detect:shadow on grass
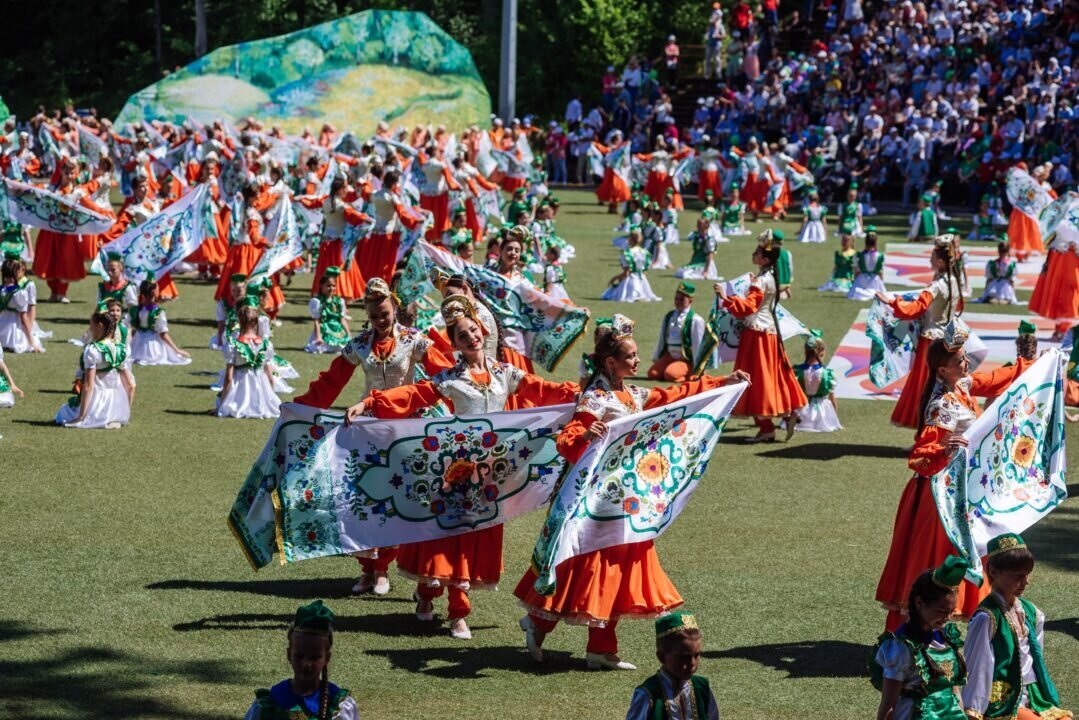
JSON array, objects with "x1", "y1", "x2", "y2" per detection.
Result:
[
  {"x1": 365, "y1": 644, "x2": 578, "y2": 678},
  {"x1": 1045, "y1": 617, "x2": 1079, "y2": 642},
  {"x1": 1023, "y1": 499, "x2": 1079, "y2": 574},
  {"x1": 754, "y1": 443, "x2": 908, "y2": 461},
  {"x1": 172, "y1": 612, "x2": 484, "y2": 640},
  {"x1": 162, "y1": 408, "x2": 217, "y2": 416},
  {"x1": 0, "y1": 620, "x2": 237, "y2": 720},
  {"x1": 706, "y1": 639, "x2": 872, "y2": 678},
  {"x1": 11, "y1": 418, "x2": 60, "y2": 427},
  {"x1": 148, "y1": 577, "x2": 412, "y2": 600}
]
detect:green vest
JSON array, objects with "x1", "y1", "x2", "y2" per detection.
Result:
[
  {"x1": 870, "y1": 623, "x2": 966, "y2": 720},
  {"x1": 721, "y1": 202, "x2": 743, "y2": 229},
  {"x1": 637, "y1": 673, "x2": 713, "y2": 720},
  {"x1": 0, "y1": 284, "x2": 18, "y2": 313},
  {"x1": 253, "y1": 684, "x2": 351, "y2": 720},
  {"x1": 918, "y1": 208, "x2": 939, "y2": 239},
  {"x1": 129, "y1": 305, "x2": 162, "y2": 332},
  {"x1": 833, "y1": 250, "x2": 856, "y2": 280},
  {"x1": 793, "y1": 363, "x2": 836, "y2": 399},
  {"x1": 839, "y1": 202, "x2": 859, "y2": 234},
  {"x1": 776, "y1": 248, "x2": 792, "y2": 287},
  {"x1": 659, "y1": 309, "x2": 697, "y2": 361},
  {"x1": 98, "y1": 281, "x2": 131, "y2": 304},
  {"x1": 857, "y1": 250, "x2": 885, "y2": 275},
  {"x1": 230, "y1": 335, "x2": 270, "y2": 370},
  {"x1": 974, "y1": 596, "x2": 1061, "y2": 718}
]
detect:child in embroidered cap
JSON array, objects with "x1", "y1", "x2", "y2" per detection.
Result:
[
  {"x1": 963, "y1": 534, "x2": 1072, "y2": 720},
  {"x1": 306, "y1": 266, "x2": 351, "y2": 354},
  {"x1": 978, "y1": 241, "x2": 1019, "y2": 305},
  {"x1": 245, "y1": 600, "x2": 358, "y2": 720},
  {"x1": 872, "y1": 556, "x2": 970, "y2": 720},
  {"x1": 626, "y1": 612, "x2": 719, "y2": 720}
]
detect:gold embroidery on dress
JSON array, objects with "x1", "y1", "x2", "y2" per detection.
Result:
[{"x1": 989, "y1": 680, "x2": 1012, "y2": 703}]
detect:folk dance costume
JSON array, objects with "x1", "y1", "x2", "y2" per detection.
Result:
[
  {"x1": 306, "y1": 195, "x2": 369, "y2": 302},
  {"x1": 643, "y1": 219, "x2": 672, "y2": 270},
  {"x1": 797, "y1": 202, "x2": 827, "y2": 243},
  {"x1": 55, "y1": 338, "x2": 131, "y2": 429},
  {"x1": 363, "y1": 185, "x2": 420, "y2": 283},
  {"x1": 847, "y1": 248, "x2": 887, "y2": 301},
  {"x1": 884, "y1": 273, "x2": 964, "y2": 429},
  {"x1": 602, "y1": 247, "x2": 661, "y2": 302},
  {"x1": 648, "y1": 283, "x2": 705, "y2": 383},
  {"x1": 720, "y1": 198, "x2": 748, "y2": 236},
  {"x1": 791, "y1": 362, "x2": 842, "y2": 432},
  {"x1": 216, "y1": 335, "x2": 281, "y2": 419},
  {"x1": 306, "y1": 294, "x2": 350, "y2": 354},
  {"x1": 367, "y1": 352, "x2": 577, "y2": 627},
  {"x1": 108, "y1": 194, "x2": 180, "y2": 300},
  {"x1": 972, "y1": 211, "x2": 1000, "y2": 242},
  {"x1": 0, "y1": 346, "x2": 14, "y2": 408},
  {"x1": 214, "y1": 203, "x2": 269, "y2": 301},
  {"x1": 515, "y1": 354, "x2": 730, "y2": 665},
  {"x1": 97, "y1": 278, "x2": 138, "y2": 309},
  {"x1": 1028, "y1": 230, "x2": 1079, "y2": 322},
  {"x1": 837, "y1": 198, "x2": 864, "y2": 237},
  {"x1": 129, "y1": 304, "x2": 192, "y2": 366},
  {"x1": 722, "y1": 267, "x2": 807, "y2": 435},
  {"x1": 0, "y1": 278, "x2": 46, "y2": 352},
  {"x1": 629, "y1": 619, "x2": 720, "y2": 720},
  {"x1": 909, "y1": 200, "x2": 940, "y2": 242},
  {"x1": 877, "y1": 347, "x2": 995, "y2": 630},
  {"x1": 871, "y1": 559, "x2": 971, "y2": 720},
  {"x1": 675, "y1": 229, "x2": 721, "y2": 280},
  {"x1": 696, "y1": 147, "x2": 724, "y2": 202},
  {"x1": 979, "y1": 257, "x2": 1020, "y2": 305},
  {"x1": 544, "y1": 262, "x2": 570, "y2": 303},
  {"x1": 963, "y1": 536, "x2": 1070, "y2": 720},
  {"x1": 32, "y1": 175, "x2": 107, "y2": 300},
  {"x1": 818, "y1": 247, "x2": 856, "y2": 293},
  {"x1": 1008, "y1": 202, "x2": 1045, "y2": 261},
  {"x1": 419, "y1": 152, "x2": 461, "y2": 241}
]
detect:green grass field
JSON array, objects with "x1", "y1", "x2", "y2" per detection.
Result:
[{"x1": 3, "y1": 189, "x2": 1077, "y2": 719}]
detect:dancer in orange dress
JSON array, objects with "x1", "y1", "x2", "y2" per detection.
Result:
[
  {"x1": 103, "y1": 174, "x2": 180, "y2": 300},
  {"x1": 1007, "y1": 163, "x2": 1049, "y2": 261},
  {"x1": 593, "y1": 131, "x2": 633, "y2": 213},
  {"x1": 185, "y1": 153, "x2": 228, "y2": 280},
  {"x1": 214, "y1": 185, "x2": 268, "y2": 301},
  {"x1": 874, "y1": 239, "x2": 965, "y2": 429},
  {"x1": 300, "y1": 175, "x2": 370, "y2": 302},
  {"x1": 1028, "y1": 222, "x2": 1079, "y2": 340},
  {"x1": 713, "y1": 233, "x2": 808, "y2": 442},
  {"x1": 876, "y1": 323, "x2": 1000, "y2": 631},
  {"x1": 514, "y1": 314, "x2": 748, "y2": 670},
  {"x1": 348, "y1": 295, "x2": 578, "y2": 640},
  {"x1": 295, "y1": 277, "x2": 454, "y2": 596},
  {"x1": 418, "y1": 145, "x2": 461, "y2": 242},
  {"x1": 362, "y1": 170, "x2": 423, "y2": 284}
]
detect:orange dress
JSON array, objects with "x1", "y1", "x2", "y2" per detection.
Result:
[
  {"x1": 33, "y1": 179, "x2": 104, "y2": 284},
  {"x1": 304, "y1": 196, "x2": 369, "y2": 301},
  {"x1": 722, "y1": 275, "x2": 807, "y2": 418},
  {"x1": 514, "y1": 375, "x2": 728, "y2": 630},
  {"x1": 1028, "y1": 243, "x2": 1079, "y2": 320},
  {"x1": 186, "y1": 181, "x2": 228, "y2": 268},
  {"x1": 369, "y1": 365, "x2": 578, "y2": 603},
  {"x1": 1007, "y1": 207, "x2": 1045, "y2": 258},
  {"x1": 214, "y1": 209, "x2": 266, "y2": 301},
  {"x1": 876, "y1": 376, "x2": 994, "y2": 631}
]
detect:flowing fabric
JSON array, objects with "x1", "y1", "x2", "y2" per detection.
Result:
[
  {"x1": 2, "y1": 179, "x2": 113, "y2": 234},
  {"x1": 933, "y1": 351, "x2": 1068, "y2": 585},
  {"x1": 247, "y1": 198, "x2": 304, "y2": 285},
  {"x1": 229, "y1": 401, "x2": 575, "y2": 569}
]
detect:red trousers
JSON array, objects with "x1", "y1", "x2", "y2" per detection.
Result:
[
  {"x1": 417, "y1": 584, "x2": 471, "y2": 620},
  {"x1": 529, "y1": 614, "x2": 619, "y2": 655},
  {"x1": 356, "y1": 547, "x2": 399, "y2": 574}
]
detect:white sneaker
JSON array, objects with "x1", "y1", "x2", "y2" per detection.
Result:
[
  {"x1": 59, "y1": 296, "x2": 71, "y2": 304},
  {"x1": 449, "y1": 618, "x2": 472, "y2": 640},
  {"x1": 519, "y1": 615, "x2": 544, "y2": 662},
  {"x1": 352, "y1": 574, "x2": 375, "y2": 594},
  {"x1": 585, "y1": 652, "x2": 636, "y2": 671},
  {"x1": 372, "y1": 576, "x2": 391, "y2": 595}
]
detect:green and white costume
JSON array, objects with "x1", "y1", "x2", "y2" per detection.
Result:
[
  {"x1": 792, "y1": 363, "x2": 841, "y2": 432},
  {"x1": 720, "y1": 200, "x2": 748, "y2": 235},
  {"x1": 978, "y1": 258, "x2": 1019, "y2": 305},
  {"x1": 602, "y1": 246, "x2": 661, "y2": 302},
  {"x1": 217, "y1": 335, "x2": 281, "y2": 419},
  {"x1": 55, "y1": 339, "x2": 131, "y2": 429},
  {"x1": 244, "y1": 679, "x2": 358, "y2": 720},
  {"x1": 0, "y1": 345, "x2": 13, "y2": 408},
  {"x1": 847, "y1": 248, "x2": 887, "y2": 301},
  {"x1": 872, "y1": 622, "x2": 967, "y2": 720},
  {"x1": 306, "y1": 294, "x2": 349, "y2": 353},
  {"x1": 819, "y1": 248, "x2": 856, "y2": 293},
  {"x1": 837, "y1": 200, "x2": 864, "y2": 237},
  {"x1": 626, "y1": 670, "x2": 720, "y2": 720},
  {"x1": 129, "y1": 305, "x2": 191, "y2": 366},
  {"x1": 675, "y1": 230, "x2": 721, "y2": 280},
  {"x1": 909, "y1": 207, "x2": 939, "y2": 241}
]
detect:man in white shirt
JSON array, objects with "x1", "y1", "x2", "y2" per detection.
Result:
[{"x1": 648, "y1": 281, "x2": 706, "y2": 383}]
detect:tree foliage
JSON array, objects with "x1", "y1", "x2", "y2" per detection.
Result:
[{"x1": 3, "y1": 0, "x2": 712, "y2": 120}]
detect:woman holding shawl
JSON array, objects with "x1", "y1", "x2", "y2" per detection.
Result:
[
  {"x1": 345, "y1": 295, "x2": 578, "y2": 641},
  {"x1": 514, "y1": 314, "x2": 748, "y2": 670},
  {"x1": 295, "y1": 277, "x2": 454, "y2": 597}
]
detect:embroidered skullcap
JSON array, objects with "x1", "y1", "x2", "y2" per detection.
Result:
[
  {"x1": 291, "y1": 600, "x2": 334, "y2": 636},
  {"x1": 932, "y1": 556, "x2": 970, "y2": 590},
  {"x1": 440, "y1": 295, "x2": 477, "y2": 327},
  {"x1": 986, "y1": 533, "x2": 1026, "y2": 558},
  {"x1": 655, "y1": 612, "x2": 699, "y2": 639},
  {"x1": 942, "y1": 319, "x2": 969, "y2": 352},
  {"x1": 610, "y1": 313, "x2": 635, "y2": 340}
]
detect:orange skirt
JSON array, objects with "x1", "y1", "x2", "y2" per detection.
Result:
[
  {"x1": 1008, "y1": 209, "x2": 1045, "y2": 256},
  {"x1": 891, "y1": 336, "x2": 931, "y2": 429},
  {"x1": 358, "y1": 231, "x2": 401, "y2": 284},
  {"x1": 742, "y1": 172, "x2": 765, "y2": 213},
  {"x1": 513, "y1": 542, "x2": 683, "y2": 627},
  {"x1": 81, "y1": 234, "x2": 103, "y2": 261},
  {"x1": 187, "y1": 232, "x2": 228, "y2": 266},
  {"x1": 597, "y1": 168, "x2": 631, "y2": 204},
  {"x1": 500, "y1": 176, "x2": 528, "y2": 194},
  {"x1": 697, "y1": 169, "x2": 721, "y2": 201},
  {"x1": 1029, "y1": 250, "x2": 1079, "y2": 320},
  {"x1": 265, "y1": 275, "x2": 286, "y2": 314},
  {"x1": 464, "y1": 199, "x2": 484, "y2": 246},
  {"x1": 310, "y1": 239, "x2": 365, "y2": 301},
  {"x1": 157, "y1": 273, "x2": 179, "y2": 301},
  {"x1": 214, "y1": 244, "x2": 263, "y2": 300},
  {"x1": 731, "y1": 328, "x2": 807, "y2": 417},
  {"x1": 420, "y1": 193, "x2": 451, "y2": 240},
  {"x1": 397, "y1": 525, "x2": 504, "y2": 589},
  {"x1": 33, "y1": 230, "x2": 87, "y2": 281},
  {"x1": 875, "y1": 474, "x2": 990, "y2": 631}
]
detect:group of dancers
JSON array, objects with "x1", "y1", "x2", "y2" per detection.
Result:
[{"x1": 1, "y1": 110, "x2": 1075, "y2": 719}]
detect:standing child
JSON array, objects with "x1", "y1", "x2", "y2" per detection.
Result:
[
  {"x1": 908, "y1": 193, "x2": 939, "y2": 242},
  {"x1": 0, "y1": 344, "x2": 24, "y2": 408},
  {"x1": 871, "y1": 556, "x2": 971, "y2": 720},
  {"x1": 625, "y1": 613, "x2": 720, "y2": 720},
  {"x1": 306, "y1": 267, "x2": 351, "y2": 354},
  {"x1": 818, "y1": 233, "x2": 857, "y2": 293},
  {"x1": 837, "y1": 183, "x2": 864, "y2": 238},
  {"x1": 244, "y1": 600, "x2": 358, "y2": 720},
  {"x1": 978, "y1": 241, "x2": 1019, "y2": 305},
  {"x1": 963, "y1": 534, "x2": 1072, "y2": 720},
  {"x1": 971, "y1": 195, "x2": 999, "y2": 242},
  {"x1": 55, "y1": 310, "x2": 135, "y2": 429},
  {"x1": 847, "y1": 228, "x2": 887, "y2": 301},
  {"x1": 603, "y1": 230, "x2": 661, "y2": 302},
  {"x1": 787, "y1": 330, "x2": 842, "y2": 437},
  {"x1": 217, "y1": 304, "x2": 281, "y2": 419},
  {"x1": 543, "y1": 246, "x2": 570, "y2": 302},
  {"x1": 797, "y1": 190, "x2": 827, "y2": 243},
  {"x1": 129, "y1": 278, "x2": 193, "y2": 366},
  {"x1": 213, "y1": 274, "x2": 249, "y2": 351}
]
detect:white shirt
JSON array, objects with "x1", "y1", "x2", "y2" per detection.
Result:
[
  {"x1": 963, "y1": 592, "x2": 1045, "y2": 715},
  {"x1": 625, "y1": 671, "x2": 720, "y2": 720},
  {"x1": 654, "y1": 307, "x2": 705, "y2": 361}
]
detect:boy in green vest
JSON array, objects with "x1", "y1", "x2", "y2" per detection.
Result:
[
  {"x1": 908, "y1": 193, "x2": 939, "y2": 242},
  {"x1": 962, "y1": 534, "x2": 1071, "y2": 720},
  {"x1": 626, "y1": 612, "x2": 719, "y2": 720},
  {"x1": 772, "y1": 229, "x2": 793, "y2": 298},
  {"x1": 648, "y1": 281, "x2": 705, "y2": 382}
]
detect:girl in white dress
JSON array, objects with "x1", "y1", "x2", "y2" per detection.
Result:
[
  {"x1": 0, "y1": 345, "x2": 24, "y2": 408},
  {"x1": 603, "y1": 230, "x2": 661, "y2": 302},
  {"x1": 797, "y1": 190, "x2": 828, "y2": 243},
  {"x1": 847, "y1": 229, "x2": 887, "y2": 300},
  {"x1": 216, "y1": 304, "x2": 281, "y2": 419},
  {"x1": 55, "y1": 311, "x2": 135, "y2": 429},
  {"x1": 129, "y1": 278, "x2": 193, "y2": 366},
  {"x1": 977, "y1": 241, "x2": 1019, "y2": 305},
  {"x1": 643, "y1": 205, "x2": 672, "y2": 270},
  {"x1": 305, "y1": 267, "x2": 351, "y2": 354},
  {"x1": 613, "y1": 197, "x2": 643, "y2": 249},
  {"x1": 543, "y1": 246, "x2": 571, "y2": 303},
  {"x1": 786, "y1": 331, "x2": 842, "y2": 437},
  {"x1": 675, "y1": 215, "x2": 722, "y2": 280},
  {"x1": 0, "y1": 257, "x2": 45, "y2": 353}
]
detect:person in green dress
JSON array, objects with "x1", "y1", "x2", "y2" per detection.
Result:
[
  {"x1": 872, "y1": 556, "x2": 971, "y2": 720},
  {"x1": 306, "y1": 266, "x2": 351, "y2": 353},
  {"x1": 818, "y1": 233, "x2": 857, "y2": 293}
]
